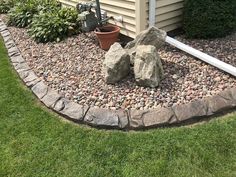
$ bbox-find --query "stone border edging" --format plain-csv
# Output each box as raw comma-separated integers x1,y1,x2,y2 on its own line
1,19,236,130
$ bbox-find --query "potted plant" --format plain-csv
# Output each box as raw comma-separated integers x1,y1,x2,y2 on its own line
94,0,120,50
95,25,120,50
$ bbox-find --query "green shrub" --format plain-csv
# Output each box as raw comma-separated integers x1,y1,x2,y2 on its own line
7,1,37,27
36,0,61,13
7,0,60,28
58,7,79,23
0,0,16,13
28,8,81,43
183,0,236,38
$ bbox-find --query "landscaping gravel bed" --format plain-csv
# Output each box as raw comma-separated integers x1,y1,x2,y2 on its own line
1,14,235,110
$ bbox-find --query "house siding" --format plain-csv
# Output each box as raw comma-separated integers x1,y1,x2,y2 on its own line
59,0,184,38
154,0,184,32
59,0,137,38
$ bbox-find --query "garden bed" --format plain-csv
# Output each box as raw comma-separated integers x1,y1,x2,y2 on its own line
0,14,236,111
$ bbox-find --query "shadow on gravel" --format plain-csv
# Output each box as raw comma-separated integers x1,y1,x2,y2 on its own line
161,60,190,87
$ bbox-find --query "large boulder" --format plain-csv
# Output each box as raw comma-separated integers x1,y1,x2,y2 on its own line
103,43,130,84
125,26,167,50
125,27,166,65
134,45,164,88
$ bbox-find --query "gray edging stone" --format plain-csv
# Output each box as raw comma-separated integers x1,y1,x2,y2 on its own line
8,46,20,57
25,78,41,88
3,35,11,43
129,107,177,129
13,62,31,71
1,30,10,37
0,26,7,32
172,99,208,122
31,81,48,99
41,89,62,108
10,55,25,63
205,89,236,115
84,108,128,128
18,69,30,80
23,71,38,82
1,19,236,131
229,87,236,101
54,98,87,122
5,40,15,48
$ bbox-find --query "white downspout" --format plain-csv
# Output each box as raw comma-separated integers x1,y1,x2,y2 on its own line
149,0,156,27
166,36,236,77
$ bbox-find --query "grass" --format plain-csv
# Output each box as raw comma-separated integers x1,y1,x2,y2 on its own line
0,37,236,177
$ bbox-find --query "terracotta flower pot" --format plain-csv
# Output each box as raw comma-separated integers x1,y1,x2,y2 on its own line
95,25,120,50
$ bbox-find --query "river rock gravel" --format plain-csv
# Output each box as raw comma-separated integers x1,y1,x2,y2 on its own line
1,14,235,110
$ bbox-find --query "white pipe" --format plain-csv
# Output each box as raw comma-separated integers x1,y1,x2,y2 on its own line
166,36,236,77
149,0,156,27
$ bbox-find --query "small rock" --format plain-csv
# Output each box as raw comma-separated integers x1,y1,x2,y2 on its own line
214,77,221,82
172,74,179,79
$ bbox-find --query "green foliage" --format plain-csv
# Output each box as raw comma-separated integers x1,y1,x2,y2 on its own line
5,0,80,43
7,1,37,27
183,0,236,38
0,0,16,13
35,0,61,13
7,0,60,28
28,8,81,43
58,7,79,23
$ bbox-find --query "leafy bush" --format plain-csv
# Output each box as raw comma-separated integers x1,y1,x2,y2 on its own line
183,0,236,38
7,0,60,27
4,0,80,43
36,0,61,13
58,7,79,23
0,0,16,13
7,1,37,27
28,8,81,43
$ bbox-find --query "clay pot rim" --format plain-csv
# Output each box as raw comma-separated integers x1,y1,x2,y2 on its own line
94,25,120,35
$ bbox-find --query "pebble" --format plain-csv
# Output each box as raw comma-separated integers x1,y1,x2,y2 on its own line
172,74,179,79
214,77,221,82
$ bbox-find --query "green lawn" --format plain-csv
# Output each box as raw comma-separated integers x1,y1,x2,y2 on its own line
0,38,236,177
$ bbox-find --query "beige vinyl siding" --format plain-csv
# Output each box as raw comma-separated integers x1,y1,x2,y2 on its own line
154,0,184,32
59,0,184,38
59,0,137,38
